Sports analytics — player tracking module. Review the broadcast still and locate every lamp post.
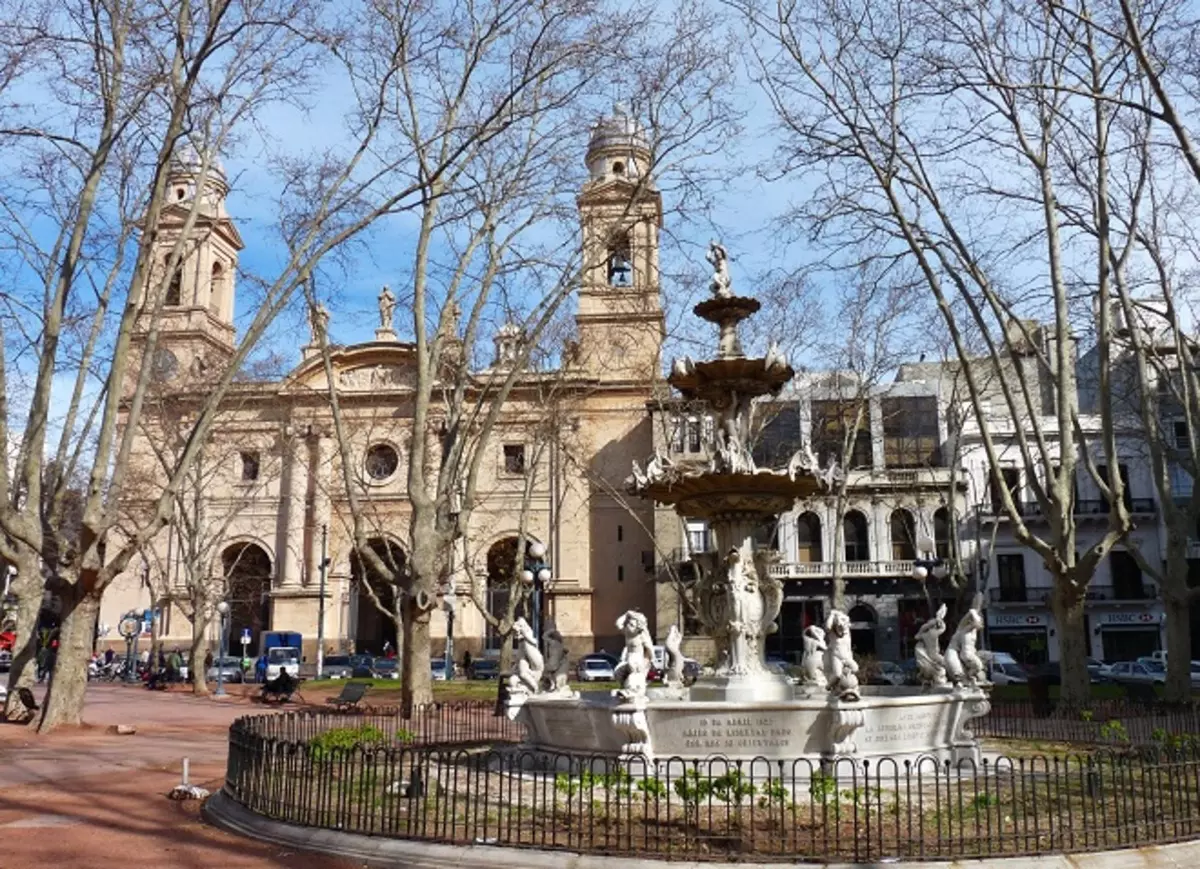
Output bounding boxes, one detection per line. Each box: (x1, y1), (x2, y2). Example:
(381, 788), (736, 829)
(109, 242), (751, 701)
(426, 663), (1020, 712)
(316, 524), (330, 680)
(215, 600), (230, 697)
(443, 590), (456, 680)
(521, 541), (552, 650)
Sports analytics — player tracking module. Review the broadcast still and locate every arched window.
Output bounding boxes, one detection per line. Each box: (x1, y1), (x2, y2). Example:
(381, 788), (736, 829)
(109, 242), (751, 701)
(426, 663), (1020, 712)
(933, 507), (951, 559)
(210, 260), (226, 314)
(349, 539), (403, 655)
(890, 509), (916, 560)
(607, 232), (632, 287)
(843, 510), (869, 562)
(164, 256), (182, 306)
(222, 542), (273, 651)
(796, 512), (822, 563)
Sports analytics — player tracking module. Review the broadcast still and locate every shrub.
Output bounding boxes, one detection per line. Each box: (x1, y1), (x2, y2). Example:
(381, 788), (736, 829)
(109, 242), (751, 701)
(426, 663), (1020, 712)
(308, 725), (388, 760)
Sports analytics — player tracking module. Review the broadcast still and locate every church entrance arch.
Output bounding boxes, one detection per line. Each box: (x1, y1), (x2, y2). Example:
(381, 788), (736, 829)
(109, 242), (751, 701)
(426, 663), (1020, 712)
(485, 537), (535, 654)
(222, 542), (272, 654)
(350, 539), (403, 656)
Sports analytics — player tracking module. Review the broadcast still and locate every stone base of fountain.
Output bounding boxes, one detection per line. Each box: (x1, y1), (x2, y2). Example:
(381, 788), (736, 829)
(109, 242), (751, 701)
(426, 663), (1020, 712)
(687, 672), (795, 704)
(508, 686), (990, 775)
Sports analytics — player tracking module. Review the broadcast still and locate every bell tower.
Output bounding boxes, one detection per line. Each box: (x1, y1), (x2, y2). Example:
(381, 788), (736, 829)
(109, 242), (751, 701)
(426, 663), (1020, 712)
(132, 147), (243, 387)
(574, 106), (664, 383)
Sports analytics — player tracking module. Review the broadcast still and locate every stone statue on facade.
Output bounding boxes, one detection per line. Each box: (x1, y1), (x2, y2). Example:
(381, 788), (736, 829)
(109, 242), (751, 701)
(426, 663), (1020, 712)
(799, 624), (827, 689)
(945, 597), (990, 689)
(308, 303), (330, 345)
(915, 604), (950, 688)
(823, 609), (860, 701)
(664, 624), (685, 688)
(706, 240), (733, 300)
(378, 285), (396, 330)
(613, 610), (655, 701)
(507, 617), (544, 697)
(541, 623), (575, 697)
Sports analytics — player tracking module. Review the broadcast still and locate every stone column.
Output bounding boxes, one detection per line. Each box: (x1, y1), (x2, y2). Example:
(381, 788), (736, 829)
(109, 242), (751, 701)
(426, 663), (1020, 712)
(309, 433), (333, 580)
(279, 431), (310, 587)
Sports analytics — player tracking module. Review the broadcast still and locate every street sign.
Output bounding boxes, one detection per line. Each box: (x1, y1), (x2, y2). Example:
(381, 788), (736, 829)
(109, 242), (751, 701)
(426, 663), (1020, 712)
(241, 628), (251, 643)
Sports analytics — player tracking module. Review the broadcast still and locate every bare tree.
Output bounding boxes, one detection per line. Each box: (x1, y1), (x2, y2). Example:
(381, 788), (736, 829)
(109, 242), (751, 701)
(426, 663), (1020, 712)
(0, 0), (486, 729)
(737, 0), (1153, 702)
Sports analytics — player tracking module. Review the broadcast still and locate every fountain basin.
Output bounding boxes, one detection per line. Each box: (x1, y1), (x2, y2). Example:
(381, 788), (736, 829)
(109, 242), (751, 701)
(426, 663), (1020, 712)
(510, 686), (990, 772)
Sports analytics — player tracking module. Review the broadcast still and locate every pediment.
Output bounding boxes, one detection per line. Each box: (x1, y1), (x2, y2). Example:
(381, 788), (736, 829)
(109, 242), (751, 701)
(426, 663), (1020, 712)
(284, 342), (419, 394)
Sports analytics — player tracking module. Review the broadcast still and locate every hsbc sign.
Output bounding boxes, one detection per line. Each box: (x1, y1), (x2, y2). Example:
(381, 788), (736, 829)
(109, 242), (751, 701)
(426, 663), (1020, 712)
(1100, 611), (1159, 626)
(988, 612), (1048, 628)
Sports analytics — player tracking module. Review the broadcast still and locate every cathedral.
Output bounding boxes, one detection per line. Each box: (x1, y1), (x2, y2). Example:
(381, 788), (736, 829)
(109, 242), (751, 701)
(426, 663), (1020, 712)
(99, 108), (668, 662)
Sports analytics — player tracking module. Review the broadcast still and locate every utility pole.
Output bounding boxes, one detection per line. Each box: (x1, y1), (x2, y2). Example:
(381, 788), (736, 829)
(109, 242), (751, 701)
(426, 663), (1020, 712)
(316, 524), (330, 678)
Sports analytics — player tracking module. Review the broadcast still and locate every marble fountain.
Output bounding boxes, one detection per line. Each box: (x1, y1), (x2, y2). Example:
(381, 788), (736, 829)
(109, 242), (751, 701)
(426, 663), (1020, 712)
(504, 242), (992, 775)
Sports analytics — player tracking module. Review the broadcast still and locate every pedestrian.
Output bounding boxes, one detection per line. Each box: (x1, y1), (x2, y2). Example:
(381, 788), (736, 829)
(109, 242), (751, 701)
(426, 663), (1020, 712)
(104, 647), (114, 666)
(35, 646), (47, 682)
(204, 649), (214, 672)
(255, 654), (268, 684)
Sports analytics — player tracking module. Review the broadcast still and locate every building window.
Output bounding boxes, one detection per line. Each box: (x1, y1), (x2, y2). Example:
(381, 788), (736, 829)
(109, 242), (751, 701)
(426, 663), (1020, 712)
(210, 261), (226, 314)
(1110, 550), (1145, 599)
(687, 419), (701, 452)
(164, 256), (182, 306)
(811, 400), (872, 469)
(843, 510), (869, 562)
(670, 417), (684, 453)
(796, 512), (822, 563)
(617, 524), (623, 542)
(990, 467), (1021, 514)
(881, 396), (941, 468)
(686, 521), (709, 554)
(365, 443), (400, 481)
(240, 451), (260, 482)
(617, 565), (625, 582)
(933, 507), (951, 559)
(996, 553), (1027, 602)
(502, 444), (526, 474)
(607, 232), (632, 286)
(890, 509), (916, 561)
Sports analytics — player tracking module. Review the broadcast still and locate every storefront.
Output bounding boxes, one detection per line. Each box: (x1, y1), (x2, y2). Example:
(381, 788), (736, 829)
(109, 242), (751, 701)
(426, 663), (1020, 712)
(1096, 610), (1162, 662)
(986, 611), (1051, 666)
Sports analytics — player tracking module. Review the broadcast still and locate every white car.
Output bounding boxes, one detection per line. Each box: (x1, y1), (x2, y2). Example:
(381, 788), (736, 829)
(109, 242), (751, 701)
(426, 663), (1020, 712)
(265, 646), (300, 681)
(990, 661), (1029, 685)
(576, 655), (616, 682)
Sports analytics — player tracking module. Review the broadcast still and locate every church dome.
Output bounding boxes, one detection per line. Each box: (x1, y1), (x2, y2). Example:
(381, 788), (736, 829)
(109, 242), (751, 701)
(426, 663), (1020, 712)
(169, 143), (228, 183)
(585, 104), (651, 182)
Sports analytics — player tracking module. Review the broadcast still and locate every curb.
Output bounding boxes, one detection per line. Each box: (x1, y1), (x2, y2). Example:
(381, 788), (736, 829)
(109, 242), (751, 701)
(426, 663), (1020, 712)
(201, 789), (1200, 868)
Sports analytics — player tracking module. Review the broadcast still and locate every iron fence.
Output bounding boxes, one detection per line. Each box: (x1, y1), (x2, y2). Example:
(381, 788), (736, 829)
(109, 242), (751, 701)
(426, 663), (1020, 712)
(223, 706), (1200, 862)
(978, 700), (1200, 745)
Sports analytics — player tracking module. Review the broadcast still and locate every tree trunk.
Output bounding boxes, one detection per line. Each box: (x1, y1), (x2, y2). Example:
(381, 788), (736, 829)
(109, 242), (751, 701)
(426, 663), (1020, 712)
(189, 619), (210, 696)
(1162, 569), (1192, 704)
(37, 589), (101, 732)
(3, 562), (42, 721)
(400, 601), (433, 717)
(1051, 582), (1090, 706)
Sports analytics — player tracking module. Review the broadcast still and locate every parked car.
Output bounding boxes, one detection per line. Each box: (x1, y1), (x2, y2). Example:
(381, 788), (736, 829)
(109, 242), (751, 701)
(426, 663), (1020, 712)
(1107, 660), (1166, 686)
(681, 659), (701, 685)
(469, 659), (500, 680)
(576, 655), (616, 682)
(990, 661), (1028, 685)
(349, 654), (375, 679)
(265, 646), (300, 682)
(372, 658), (399, 680)
(206, 655), (245, 684)
(431, 659), (449, 681)
(320, 655), (353, 680)
(0, 649), (11, 672)
(1087, 657), (1110, 681)
(866, 661), (907, 686)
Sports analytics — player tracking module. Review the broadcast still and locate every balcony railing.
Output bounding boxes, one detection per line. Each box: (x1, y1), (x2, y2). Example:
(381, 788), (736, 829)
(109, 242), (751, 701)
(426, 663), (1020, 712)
(982, 498), (1156, 519)
(989, 583), (1158, 605)
(769, 560), (916, 580)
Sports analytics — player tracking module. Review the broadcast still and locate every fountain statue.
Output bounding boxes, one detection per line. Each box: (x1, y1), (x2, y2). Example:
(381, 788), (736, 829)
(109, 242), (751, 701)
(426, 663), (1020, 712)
(505, 241), (991, 775)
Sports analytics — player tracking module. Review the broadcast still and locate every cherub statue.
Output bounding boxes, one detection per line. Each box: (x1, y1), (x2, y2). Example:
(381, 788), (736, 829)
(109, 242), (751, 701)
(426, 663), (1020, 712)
(541, 623), (573, 696)
(915, 604), (949, 687)
(613, 610), (655, 701)
(507, 617), (544, 696)
(628, 459), (649, 490)
(706, 240), (733, 299)
(800, 624), (827, 688)
(823, 609), (860, 701)
(664, 624), (685, 688)
(944, 594), (989, 689)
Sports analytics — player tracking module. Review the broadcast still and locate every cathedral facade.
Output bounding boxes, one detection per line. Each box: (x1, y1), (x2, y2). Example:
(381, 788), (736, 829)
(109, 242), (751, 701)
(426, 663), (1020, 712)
(99, 111), (666, 663)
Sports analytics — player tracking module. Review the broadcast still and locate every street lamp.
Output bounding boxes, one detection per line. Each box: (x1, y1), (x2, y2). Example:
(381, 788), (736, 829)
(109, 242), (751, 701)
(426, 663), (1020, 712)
(522, 540), (552, 649)
(214, 600), (230, 697)
(442, 589), (456, 680)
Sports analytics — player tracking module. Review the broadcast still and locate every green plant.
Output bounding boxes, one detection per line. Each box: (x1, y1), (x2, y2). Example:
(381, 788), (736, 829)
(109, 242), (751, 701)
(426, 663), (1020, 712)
(1080, 709), (1094, 723)
(971, 793), (999, 812)
(308, 725), (388, 760)
(1099, 719), (1129, 744)
(637, 776), (667, 798)
(710, 769), (756, 803)
(673, 769), (711, 807)
(757, 780), (791, 809)
(395, 728), (415, 745)
(809, 771), (838, 805)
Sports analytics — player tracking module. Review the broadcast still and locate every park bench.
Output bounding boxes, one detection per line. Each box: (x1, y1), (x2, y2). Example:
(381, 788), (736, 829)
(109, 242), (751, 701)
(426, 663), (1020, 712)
(260, 672), (298, 704)
(325, 681), (371, 711)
